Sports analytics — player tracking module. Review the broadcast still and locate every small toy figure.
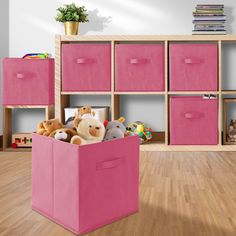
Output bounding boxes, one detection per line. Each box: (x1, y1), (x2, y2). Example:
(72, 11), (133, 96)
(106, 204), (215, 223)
(126, 121), (152, 144)
(227, 119), (236, 143)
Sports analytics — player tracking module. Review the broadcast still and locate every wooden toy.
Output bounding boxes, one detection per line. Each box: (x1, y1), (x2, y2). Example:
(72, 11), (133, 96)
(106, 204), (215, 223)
(12, 133), (32, 148)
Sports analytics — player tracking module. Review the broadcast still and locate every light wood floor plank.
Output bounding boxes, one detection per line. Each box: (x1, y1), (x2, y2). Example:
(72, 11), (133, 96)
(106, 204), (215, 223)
(0, 151), (235, 236)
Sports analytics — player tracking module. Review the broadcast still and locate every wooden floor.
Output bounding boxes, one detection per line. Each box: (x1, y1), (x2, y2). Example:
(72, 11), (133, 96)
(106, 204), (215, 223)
(0, 152), (235, 236)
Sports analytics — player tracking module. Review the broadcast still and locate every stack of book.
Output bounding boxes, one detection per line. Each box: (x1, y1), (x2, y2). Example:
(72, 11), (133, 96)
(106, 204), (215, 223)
(192, 4), (226, 35)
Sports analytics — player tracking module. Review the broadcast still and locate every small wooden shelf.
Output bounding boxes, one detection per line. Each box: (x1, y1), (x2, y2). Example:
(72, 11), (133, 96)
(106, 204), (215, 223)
(168, 91), (219, 95)
(114, 92), (166, 95)
(4, 105), (52, 109)
(2, 105), (54, 152)
(222, 90), (236, 95)
(60, 34), (236, 42)
(61, 91), (112, 95)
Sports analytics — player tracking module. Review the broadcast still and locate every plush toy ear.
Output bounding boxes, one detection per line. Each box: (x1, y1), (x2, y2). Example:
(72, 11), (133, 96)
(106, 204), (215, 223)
(118, 117), (125, 123)
(37, 121), (44, 129)
(73, 117), (82, 128)
(104, 120), (109, 127)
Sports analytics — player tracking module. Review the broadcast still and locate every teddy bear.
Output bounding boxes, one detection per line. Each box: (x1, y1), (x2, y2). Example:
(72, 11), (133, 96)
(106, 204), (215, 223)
(70, 117), (105, 145)
(49, 128), (77, 142)
(37, 118), (63, 136)
(103, 117), (127, 141)
(75, 105), (95, 119)
(65, 106), (95, 128)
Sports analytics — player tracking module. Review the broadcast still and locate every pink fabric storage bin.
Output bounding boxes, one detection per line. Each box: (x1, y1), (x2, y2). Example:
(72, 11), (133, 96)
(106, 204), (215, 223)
(62, 44), (111, 91)
(32, 134), (139, 235)
(170, 43), (218, 91)
(115, 44), (165, 91)
(2, 58), (54, 105)
(170, 96), (218, 145)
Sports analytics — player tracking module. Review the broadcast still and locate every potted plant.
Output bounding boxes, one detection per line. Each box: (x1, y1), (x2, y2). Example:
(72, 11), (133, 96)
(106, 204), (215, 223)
(55, 3), (89, 35)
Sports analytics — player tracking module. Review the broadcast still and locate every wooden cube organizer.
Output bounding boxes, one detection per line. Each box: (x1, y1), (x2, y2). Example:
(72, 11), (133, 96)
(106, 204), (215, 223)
(55, 35), (236, 152)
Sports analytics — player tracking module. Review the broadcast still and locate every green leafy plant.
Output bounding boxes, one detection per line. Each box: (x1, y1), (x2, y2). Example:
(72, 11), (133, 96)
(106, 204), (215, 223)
(55, 3), (89, 23)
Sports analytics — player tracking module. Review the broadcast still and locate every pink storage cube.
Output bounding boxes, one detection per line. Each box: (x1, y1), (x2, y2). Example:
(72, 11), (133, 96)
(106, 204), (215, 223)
(2, 58), (54, 105)
(170, 96), (218, 145)
(62, 44), (111, 91)
(115, 44), (165, 91)
(170, 43), (218, 91)
(32, 134), (139, 235)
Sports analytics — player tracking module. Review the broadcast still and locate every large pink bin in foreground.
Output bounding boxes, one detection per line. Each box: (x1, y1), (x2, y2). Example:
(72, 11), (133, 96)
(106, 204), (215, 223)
(32, 133), (139, 235)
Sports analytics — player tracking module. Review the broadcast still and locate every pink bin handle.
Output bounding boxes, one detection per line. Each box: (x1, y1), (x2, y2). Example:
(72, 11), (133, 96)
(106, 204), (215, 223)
(96, 158), (122, 170)
(129, 58), (148, 64)
(16, 73), (24, 79)
(184, 58), (202, 64)
(184, 112), (202, 119)
(76, 58), (94, 64)
(184, 113), (194, 119)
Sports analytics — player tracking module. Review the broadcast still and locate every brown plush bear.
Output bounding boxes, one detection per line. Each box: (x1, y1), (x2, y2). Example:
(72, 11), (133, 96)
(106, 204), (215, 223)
(71, 117), (105, 145)
(37, 118), (63, 136)
(49, 128), (77, 142)
(65, 106), (95, 129)
(75, 106), (95, 119)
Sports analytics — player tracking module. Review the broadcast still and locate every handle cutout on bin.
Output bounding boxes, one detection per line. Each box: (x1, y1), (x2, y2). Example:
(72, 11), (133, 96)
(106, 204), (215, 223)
(184, 58), (202, 64)
(75, 58), (95, 64)
(16, 73), (24, 79)
(129, 58), (148, 64)
(184, 112), (203, 119)
(96, 158), (123, 170)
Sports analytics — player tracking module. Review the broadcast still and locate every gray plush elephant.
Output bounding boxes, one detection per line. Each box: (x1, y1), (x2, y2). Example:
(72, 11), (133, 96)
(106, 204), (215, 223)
(103, 117), (126, 141)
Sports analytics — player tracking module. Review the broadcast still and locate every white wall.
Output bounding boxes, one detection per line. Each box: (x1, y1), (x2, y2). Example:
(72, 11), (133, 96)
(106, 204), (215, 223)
(4, 0), (236, 132)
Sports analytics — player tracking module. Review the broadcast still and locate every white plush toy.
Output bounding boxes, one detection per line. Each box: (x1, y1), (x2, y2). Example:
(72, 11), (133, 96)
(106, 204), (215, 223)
(71, 117), (105, 145)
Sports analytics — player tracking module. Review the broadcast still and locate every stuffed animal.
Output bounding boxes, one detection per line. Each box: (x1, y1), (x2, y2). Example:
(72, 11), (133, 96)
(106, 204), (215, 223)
(71, 117), (105, 145)
(65, 106), (95, 128)
(126, 121), (152, 144)
(49, 128), (77, 142)
(75, 106), (95, 119)
(103, 117), (127, 141)
(37, 118), (63, 136)
(227, 120), (236, 142)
